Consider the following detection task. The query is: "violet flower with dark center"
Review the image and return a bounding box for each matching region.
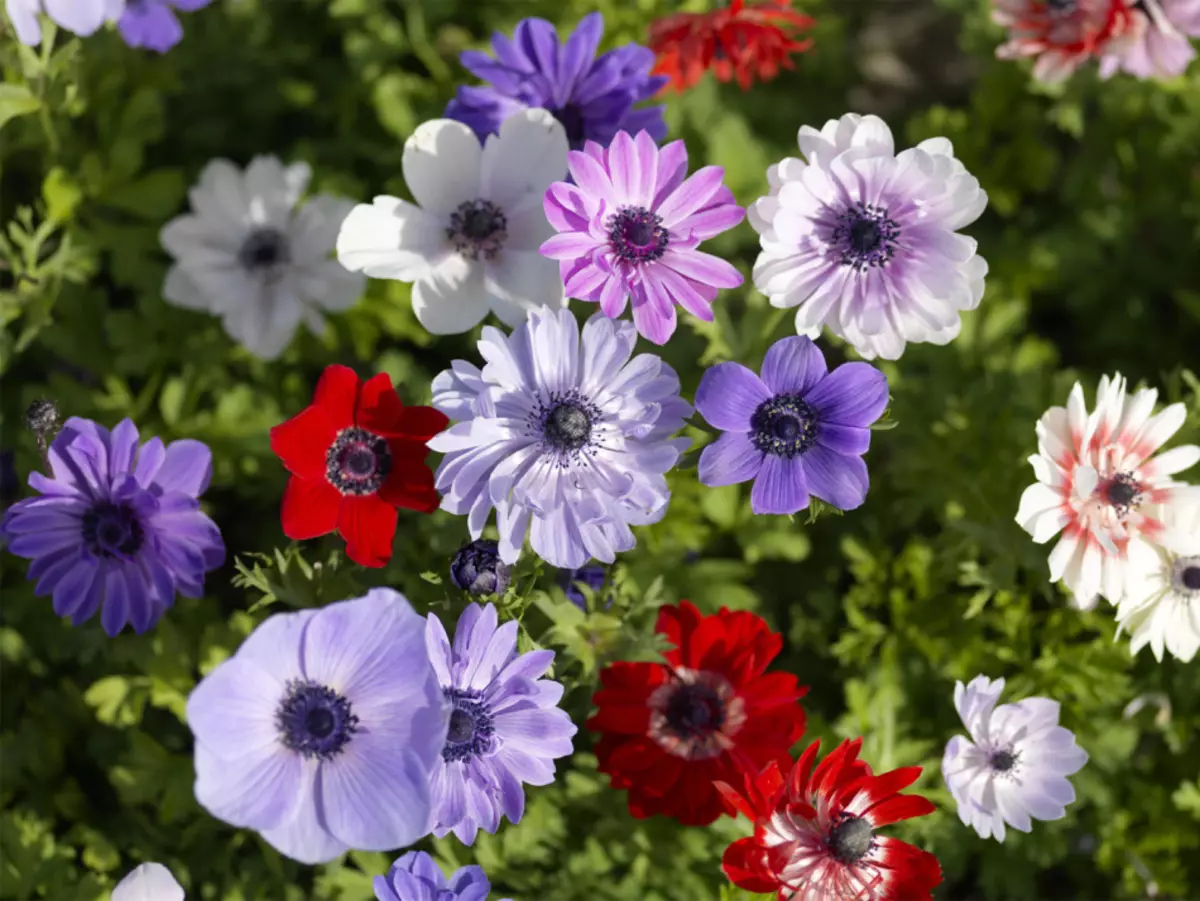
[118,0,213,53]
[445,13,667,151]
[695,336,889,515]
[0,417,225,635]
[374,851,512,901]
[450,539,513,596]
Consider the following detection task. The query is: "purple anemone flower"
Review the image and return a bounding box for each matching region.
[117,0,211,53]
[0,417,224,636]
[374,850,511,901]
[695,336,889,515]
[445,13,667,151]
[4,0,119,46]
[186,589,448,864]
[540,130,745,345]
[426,603,577,845]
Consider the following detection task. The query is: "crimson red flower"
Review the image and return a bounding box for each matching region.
[715,738,942,901]
[269,365,448,568]
[648,0,815,93]
[992,0,1138,82]
[586,600,807,826]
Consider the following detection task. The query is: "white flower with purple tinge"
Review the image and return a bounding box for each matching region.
[1116,495,1200,663]
[185,589,448,864]
[160,155,364,361]
[1100,0,1200,79]
[336,109,569,335]
[749,113,989,361]
[696,336,888,514]
[113,863,184,901]
[0,417,224,636]
[426,603,577,845]
[427,306,691,569]
[942,676,1088,842]
[4,0,121,46]
[117,0,212,53]
[540,130,745,345]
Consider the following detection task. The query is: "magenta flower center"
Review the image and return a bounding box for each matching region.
[326,427,392,495]
[607,207,669,263]
[827,814,874,864]
[82,502,144,558]
[442,688,496,762]
[237,227,290,271]
[275,679,359,760]
[751,395,818,458]
[833,201,900,272]
[447,199,508,261]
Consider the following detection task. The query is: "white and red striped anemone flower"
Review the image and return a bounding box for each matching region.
[992,0,1140,82]
[1016,373,1200,610]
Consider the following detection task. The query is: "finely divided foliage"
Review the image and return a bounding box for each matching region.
[2,1,1198,900]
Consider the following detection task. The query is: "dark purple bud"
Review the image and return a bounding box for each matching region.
[559,563,610,610]
[450,539,512,596]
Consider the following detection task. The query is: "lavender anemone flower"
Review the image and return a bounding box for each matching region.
[749,113,989,360]
[540,130,746,345]
[695,336,889,515]
[375,851,511,901]
[0,417,224,636]
[117,0,212,53]
[445,13,667,151]
[4,0,120,46]
[186,589,448,864]
[427,306,691,569]
[426,603,577,845]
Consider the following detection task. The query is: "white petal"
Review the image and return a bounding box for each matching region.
[112,863,185,901]
[1016,482,1066,542]
[481,108,569,209]
[402,119,483,216]
[162,266,216,312]
[411,256,489,335]
[335,196,445,281]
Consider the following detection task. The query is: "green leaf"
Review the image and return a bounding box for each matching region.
[42,167,84,223]
[0,84,41,130]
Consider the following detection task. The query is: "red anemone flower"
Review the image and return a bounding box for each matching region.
[992,0,1139,81]
[648,0,815,93]
[586,600,807,826]
[269,365,448,568]
[715,738,942,901]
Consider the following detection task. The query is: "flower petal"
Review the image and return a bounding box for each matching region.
[695,363,771,430]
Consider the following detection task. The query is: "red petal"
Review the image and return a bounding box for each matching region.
[314,365,360,430]
[280,476,340,540]
[356,372,406,435]
[871,836,943,897]
[378,457,440,513]
[397,405,451,441]
[270,405,336,479]
[864,793,938,828]
[336,493,397,568]
[714,780,757,821]
[721,837,779,895]
[586,701,652,735]
[852,764,924,818]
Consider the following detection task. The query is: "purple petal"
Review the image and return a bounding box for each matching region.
[109,420,140,482]
[541,231,598,260]
[100,568,131,636]
[698,432,764,487]
[186,656,284,760]
[816,423,871,455]
[656,166,727,228]
[464,620,520,690]
[804,362,889,426]
[153,439,213,497]
[675,203,746,240]
[193,739,305,831]
[761,336,828,396]
[560,13,604,92]
[321,744,433,851]
[802,445,869,510]
[258,768,349,865]
[425,613,454,686]
[630,279,676,345]
[695,362,771,430]
[494,707,577,757]
[651,140,690,208]
[233,608,310,674]
[567,149,614,201]
[51,561,99,619]
[750,454,810,515]
[119,1,184,53]
[134,436,167,486]
[659,249,742,289]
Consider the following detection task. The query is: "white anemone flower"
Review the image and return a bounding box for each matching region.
[748,112,988,361]
[112,862,184,901]
[1016,372,1200,609]
[1116,494,1200,663]
[335,108,570,336]
[160,156,364,360]
[942,675,1088,843]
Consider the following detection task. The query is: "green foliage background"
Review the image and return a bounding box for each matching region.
[2,0,1199,898]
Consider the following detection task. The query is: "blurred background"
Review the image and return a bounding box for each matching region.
[1,0,1198,898]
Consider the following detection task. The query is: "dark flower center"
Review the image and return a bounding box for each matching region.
[275,679,358,760]
[989,748,1018,772]
[25,398,59,435]
[550,103,587,148]
[1045,0,1078,15]
[1103,472,1141,518]
[828,815,874,864]
[450,539,511,596]
[325,427,392,496]
[82,502,144,558]
[607,207,669,264]
[238,227,291,271]
[750,395,819,458]
[447,199,507,261]
[1172,557,1200,594]
[664,683,726,739]
[833,202,900,272]
[442,689,496,763]
[529,390,601,467]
